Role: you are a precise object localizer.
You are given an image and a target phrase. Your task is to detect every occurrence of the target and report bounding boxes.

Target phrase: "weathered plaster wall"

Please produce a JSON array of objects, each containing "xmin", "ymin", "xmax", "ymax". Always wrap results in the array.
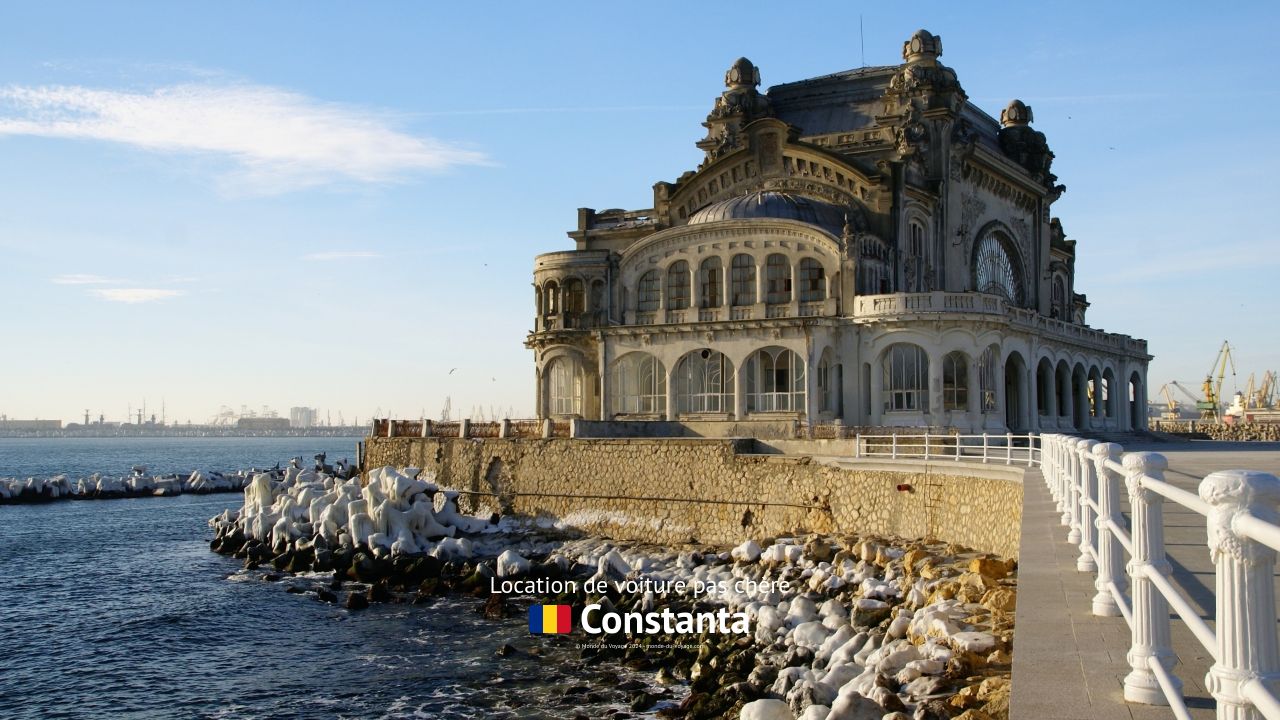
[{"xmin": 364, "ymin": 437, "xmax": 1024, "ymax": 559}]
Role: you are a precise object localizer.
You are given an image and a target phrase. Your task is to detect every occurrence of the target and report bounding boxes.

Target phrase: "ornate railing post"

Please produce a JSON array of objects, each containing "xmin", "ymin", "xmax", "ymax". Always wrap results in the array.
[
  {"xmin": 1067, "ymin": 437, "xmax": 1083, "ymax": 544},
  {"xmin": 1076, "ymin": 438, "xmax": 1099, "ymax": 572},
  {"xmin": 1200, "ymin": 470, "xmax": 1280, "ymax": 720},
  {"xmin": 1092, "ymin": 442, "xmax": 1126, "ymax": 616},
  {"xmin": 1122, "ymin": 451, "xmax": 1179, "ymax": 704}
]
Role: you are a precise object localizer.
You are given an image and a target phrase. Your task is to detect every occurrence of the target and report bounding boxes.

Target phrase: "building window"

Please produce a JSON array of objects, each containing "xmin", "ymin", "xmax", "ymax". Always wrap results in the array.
[
  {"xmin": 637, "ymin": 270, "xmax": 661, "ymax": 311},
  {"xmin": 978, "ymin": 346, "xmax": 999, "ymax": 413},
  {"xmin": 857, "ymin": 235, "xmax": 892, "ymax": 294},
  {"xmin": 765, "ymin": 254, "xmax": 791, "ymax": 304},
  {"xmin": 548, "ymin": 357, "xmax": 582, "ymax": 416},
  {"xmin": 882, "ymin": 344, "xmax": 928, "ymax": 412},
  {"xmin": 798, "ymin": 258, "xmax": 825, "ymax": 302},
  {"xmin": 699, "ymin": 257, "xmax": 723, "ymax": 308},
  {"xmin": 818, "ymin": 349, "xmax": 840, "ymax": 414},
  {"xmin": 905, "ymin": 220, "xmax": 926, "ymax": 292},
  {"xmin": 731, "ymin": 254, "xmax": 756, "ymax": 306},
  {"xmin": 745, "ymin": 347, "xmax": 805, "ymax": 412},
  {"xmin": 1051, "ymin": 276, "xmax": 1067, "ymax": 319},
  {"xmin": 666, "ymin": 261, "xmax": 690, "ymax": 310},
  {"xmin": 942, "ymin": 351, "xmax": 968, "ymax": 411},
  {"xmin": 973, "ymin": 230, "xmax": 1024, "ymax": 305},
  {"xmin": 564, "ymin": 278, "xmax": 585, "ymax": 317},
  {"xmin": 611, "ymin": 353, "xmax": 666, "ymax": 415},
  {"xmin": 675, "ymin": 349, "xmax": 733, "ymax": 414},
  {"xmin": 544, "ymin": 280, "xmax": 559, "ymax": 315}
]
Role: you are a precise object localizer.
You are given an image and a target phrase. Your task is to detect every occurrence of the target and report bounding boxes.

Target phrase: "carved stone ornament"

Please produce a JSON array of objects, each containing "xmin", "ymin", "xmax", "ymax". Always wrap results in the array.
[
  {"xmin": 1200, "ymin": 470, "xmax": 1280, "ymax": 565},
  {"xmin": 698, "ymin": 57, "xmax": 774, "ymax": 164},
  {"xmin": 1122, "ymin": 451, "xmax": 1166, "ymax": 506}
]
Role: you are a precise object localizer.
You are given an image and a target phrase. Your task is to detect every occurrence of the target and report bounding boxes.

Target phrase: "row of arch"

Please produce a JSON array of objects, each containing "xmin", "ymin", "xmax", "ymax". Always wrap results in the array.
[{"xmin": 630, "ymin": 253, "xmax": 831, "ymax": 313}]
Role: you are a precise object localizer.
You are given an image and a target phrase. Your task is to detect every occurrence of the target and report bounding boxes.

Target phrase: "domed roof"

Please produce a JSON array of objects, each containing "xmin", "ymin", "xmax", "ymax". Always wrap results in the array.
[{"xmin": 686, "ymin": 191, "xmax": 847, "ymax": 235}]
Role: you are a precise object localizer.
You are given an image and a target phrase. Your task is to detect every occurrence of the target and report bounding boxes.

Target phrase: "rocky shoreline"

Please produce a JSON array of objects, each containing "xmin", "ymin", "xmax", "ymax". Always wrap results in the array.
[{"xmin": 208, "ymin": 464, "xmax": 1015, "ymax": 720}]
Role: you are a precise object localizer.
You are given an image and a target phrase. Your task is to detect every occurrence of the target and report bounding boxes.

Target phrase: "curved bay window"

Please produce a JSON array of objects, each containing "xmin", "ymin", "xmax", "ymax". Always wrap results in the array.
[
  {"xmin": 637, "ymin": 270, "xmax": 661, "ymax": 312},
  {"xmin": 547, "ymin": 356, "xmax": 583, "ymax": 416},
  {"xmin": 973, "ymin": 230, "xmax": 1025, "ymax": 305},
  {"xmin": 798, "ymin": 258, "xmax": 825, "ymax": 303},
  {"xmin": 744, "ymin": 347, "xmax": 805, "ymax": 413},
  {"xmin": 666, "ymin": 261, "xmax": 690, "ymax": 310},
  {"xmin": 942, "ymin": 351, "xmax": 968, "ymax": 411},
  {"xmin": 674, "ymin": 349, "xmax": 734, "ymax": 414},
  {"xmin": 611, "ymin": 353, "xmax": 666, "ymax": 415},
  {"xmin": 882, "ymin": 344, "xmax": 928, "ymax": 412},
  {"xmin": 699, "ymin": 257, "xmax": 723, "ymax": 308},
  {"xmin": 765, "ymin": 254, "xmax": 791, "ymax": 304},
  {"xmin": 731, "ymin": 254, "xmax": 756, "ymax": 306},
  {"xmin": 978, "ymin": 345, "xmax": 999, "ymax": 413}
]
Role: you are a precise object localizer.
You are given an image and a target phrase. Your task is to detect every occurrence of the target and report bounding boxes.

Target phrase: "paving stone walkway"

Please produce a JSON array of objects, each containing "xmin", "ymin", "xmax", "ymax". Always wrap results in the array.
[{"xmin": 1011, "ymin": 440, "xmax": 1280, "ymax": 720}]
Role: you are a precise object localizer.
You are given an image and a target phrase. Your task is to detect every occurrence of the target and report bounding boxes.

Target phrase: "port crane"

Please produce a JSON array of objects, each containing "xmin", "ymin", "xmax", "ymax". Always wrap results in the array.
[
  {"xmin": 1244, "ymin": 371, "xmax": 1277, "ymax": 410},
  {"xmin": 1160, "ymin": 382, "xmax": 1203, "ymax": 420},
  {"xmin": 1197, "ymin": 341, "xmax": 1236, "ymax": 420}
]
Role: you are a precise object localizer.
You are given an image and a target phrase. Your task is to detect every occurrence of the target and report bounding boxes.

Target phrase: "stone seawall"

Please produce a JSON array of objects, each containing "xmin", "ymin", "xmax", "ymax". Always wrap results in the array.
[{"xmin": 363, "ymin": 437, "xmax": 1025, "ymax": 559}]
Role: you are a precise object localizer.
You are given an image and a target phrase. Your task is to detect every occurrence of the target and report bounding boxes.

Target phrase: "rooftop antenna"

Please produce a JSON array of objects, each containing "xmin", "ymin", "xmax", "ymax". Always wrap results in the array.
[{"xmin": 860, "ymin": 15, "xmax": 866, "ymax": 68}]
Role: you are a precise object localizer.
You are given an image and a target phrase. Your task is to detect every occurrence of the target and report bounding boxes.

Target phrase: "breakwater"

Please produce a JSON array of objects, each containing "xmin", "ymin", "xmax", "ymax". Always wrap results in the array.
[{"xmin": 363, "ymin": 437, "xmax": 1025, "ymax": 559}]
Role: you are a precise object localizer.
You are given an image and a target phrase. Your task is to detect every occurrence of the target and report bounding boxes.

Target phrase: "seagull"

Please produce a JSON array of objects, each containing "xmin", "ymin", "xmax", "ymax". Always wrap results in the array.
[{"xmin": 449, "ymin": 368, "xmax": 457, "ymax": 375}]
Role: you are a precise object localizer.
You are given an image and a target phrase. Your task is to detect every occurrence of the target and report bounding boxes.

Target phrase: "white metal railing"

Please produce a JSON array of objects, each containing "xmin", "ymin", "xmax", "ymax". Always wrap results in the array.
[
  {"xmin": 1041, "ymin": 433, "xmax": 1280, "ymax": 720},
  {"xmin": 851, "ymin": 431, "xmax": 1040, "ymax": 466}
]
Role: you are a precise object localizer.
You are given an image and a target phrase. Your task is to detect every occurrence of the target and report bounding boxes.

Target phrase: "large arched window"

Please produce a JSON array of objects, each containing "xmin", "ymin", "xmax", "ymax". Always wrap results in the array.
[
  {"xmin": 882, "ymin": 344, "xmax": 928, "ymax": 412},
  {"xmin": 564, "ymin": 278, "xmax": 585, "ymax": 316},
  {"xmin": 611, "ymin": 353, "xmax": 666, "ymax": 415},
  {"xmin": 973, "ymin": 230, "xmax": 1024, "ymax": 305},
  {"xmin": 905, "ymin": 220, "xmax": 926, "ymax": 292},
  {"xmin": 544, "ymin": 280, "xmax": 559, "ymax": 315},
  {"xmin": 675, "ymin": 349, "xmax": 734, "ymax": 414},
  {"xmin": 942, "ymin": 351, "xmax": 968, "ymax": 411},
  {"xmin": 978, "ymin": 345, "xmax": 999, "ymax": 413},
  {"xmin": 798, "ymin": 258, "xmax": 825, "ymax": 302},
  {"xmin": 699, "ymin": 257, "xmax": 723, "ymax": 308},
  {"xmin": 547, "ymin": 356, "xmax": 583, "ymax": 416},
  {"xmin": 765, "ymin": 254, "xmax": 791, "ymax": 304},
  {"xmin": 744, "ymin": 347, "xmax": 805, "ymax": 412},
  {"xmin": 731, "ymin": 254, "xmax": 756, "ymax": 306},
  {"xmin": 637, "ymin": 270, "xmax": 661, "ymax": 311},
  {"xmin": 666, "ymin": 261, "xmax": 690, "ymax": 310}
]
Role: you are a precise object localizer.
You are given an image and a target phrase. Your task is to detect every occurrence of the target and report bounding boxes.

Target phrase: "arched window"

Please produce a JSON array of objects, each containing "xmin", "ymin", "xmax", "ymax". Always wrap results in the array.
[
  {"xmin": 731, "ymin": 254, "xmax": 756, "ymax": 306},
  {"xmin": 798, "ymin": 258, "xmax": 825, "ymax": 302},
  {"xmin": 637, "ymin": 270, "xmax": 661, "ymax": 311},
  {"xmin": 544, "ymin": 280, "xmax": 559, "ymax": 315},
  {"xmin": 699, "ymin": 257, "xmax": 723, "ymax": 309},
  {"xmin": 1051, "ymin": 276, "xmax": 1067, "ymax": 319},
  {"xmin": 973, "ymin": 230, "xmax": 1024, "ymax": 305},
  {"xmin": 547, "ymin": 357, "xmax": 582, "ymax": 416},
  {"xmin": 882, "ymin": 344, "xmax": 928, "ymax": 412},
  {"xmin": 978, "ymin": 346, "xmax": 999, "ymax": 413},
  {"xmin": 666, "ymin": 261, "xmax": 690, "ymax": 310},
  {"xmin": 675, "ymin": 349, "xmax": 734, "ymax": 414},
  {"xmin": 905, "ymin": 220, "xmax": 926, "ymax": 292},
  {"xmin": 765, "ymin": 254, "xmax": 791, "ymax": 304},
  {"xmin": 535, "ymin": 286, "xmax": 543, "ymax": 316},
  {"xmin": 564, "ymin": 278, "xmax": 585, "ymax": 315},
  {"xmin": 744, "ymin": 347, "xmax": 805, "ymax": 412},
  {"xmin": 942, "ymin": 351, "xmax": 968, "ymax": 411},
  {"xmin": 610, "ymin": 353, "xmax": 666, "ymax": 415}
]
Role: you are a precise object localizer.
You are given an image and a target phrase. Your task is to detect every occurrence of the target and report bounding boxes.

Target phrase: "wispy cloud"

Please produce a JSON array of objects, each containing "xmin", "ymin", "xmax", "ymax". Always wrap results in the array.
[
  {"xmin": 0, "ymin": 82, "xmax": 489, "ymax": 194},
  {"xmin": 52, "ymin": 273, "xmax": 115, "ymax": 285},
  {"xmin": 303, "ymin": 250, "xmax": 382, "ymax": 261},
  {"xmin": 90, "ymin": 288, "xmax": 183, "ymax": 304}
]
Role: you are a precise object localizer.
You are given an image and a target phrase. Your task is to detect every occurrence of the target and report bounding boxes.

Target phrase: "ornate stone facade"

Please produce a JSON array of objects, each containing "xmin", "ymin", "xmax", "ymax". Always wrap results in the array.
[{"xmin": 527, "ymin": 29, "xmax": 1150, "ymax": 434}]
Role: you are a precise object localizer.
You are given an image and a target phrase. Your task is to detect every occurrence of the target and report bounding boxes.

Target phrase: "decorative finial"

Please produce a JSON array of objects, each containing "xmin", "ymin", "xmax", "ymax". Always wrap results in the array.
[
  {"xmin": 902, "ymin": 29, "xmax": 942, "ymax": 64},
  {"xmin": 1001, "ymin": 99, "xmax": 1033, "ymax": 127}
]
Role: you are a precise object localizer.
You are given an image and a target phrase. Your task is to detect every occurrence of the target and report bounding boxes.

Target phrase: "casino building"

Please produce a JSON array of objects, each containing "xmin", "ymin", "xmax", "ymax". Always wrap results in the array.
[{"xmin": 526, "ymin": 29, "xmax": 1149, "ymax": 434}]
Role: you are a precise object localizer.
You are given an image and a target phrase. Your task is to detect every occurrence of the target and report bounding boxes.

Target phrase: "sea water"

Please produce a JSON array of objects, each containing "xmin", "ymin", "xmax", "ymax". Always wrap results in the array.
[{"xmin": 0, "ymin": 438, "xmax": 647, "ymax": 719}]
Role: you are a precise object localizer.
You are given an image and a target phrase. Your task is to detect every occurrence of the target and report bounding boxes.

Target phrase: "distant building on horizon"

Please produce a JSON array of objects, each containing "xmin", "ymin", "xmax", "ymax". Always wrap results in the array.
[
  {"xmin": 289, "ymin": 406, "xmax": 317, "ymax": 428},
  {"xmin": 236, "ymin": 417, "xmax": 290, "ymax": 432},
  {"xmin": 0, "ymin": 419, "xmax": 62, "ymax": 431},
  {"xmin": 526, "ymin": 29, "xmax": 1150, "ymax": 433}
]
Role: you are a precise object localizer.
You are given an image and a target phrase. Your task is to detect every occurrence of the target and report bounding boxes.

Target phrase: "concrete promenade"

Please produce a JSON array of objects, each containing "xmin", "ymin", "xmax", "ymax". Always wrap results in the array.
[{"xmin": 1012, "ymin": 441, "xmax": 1280, "ymax": 719}]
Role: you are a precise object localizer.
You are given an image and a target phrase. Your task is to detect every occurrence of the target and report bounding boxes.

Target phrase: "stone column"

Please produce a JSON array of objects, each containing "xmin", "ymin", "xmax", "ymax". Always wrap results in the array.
[
  {"xmin": 967, "ymin": 356, "xmax": 981, "ymax": 432},
  {"xmin": 598, "ymin": 340, "xmax": 610, "ymax": 420},
  {"xmin": 1025, "ymin": 365, "xmax": 1037, "ymax": 431},
  {"xmin": 1045, "ymin": 365, "xmax": 1058, "ymax": 428},
  {"xmin": 1200, "ymin": 470, "xmax": 1280, "ymax": 720},
  {"xmin": 665, "ymin": 361, "xmax": 677, "ymax": 421},
  {"xmin": 1121, "ymin": 452, "xmax": 1180, "ymax": 704},
  {"xmin": 734, "ymin": 354, "xmax": 748, "ymax": 420},
  {"xmin": 995, "ymin": 357, "xmax": 1007, "ymax": 431},
  {"xmin": 870, "ymin": 357, "xmax": 884, "ymax": 426},
  {"xmin": 927, "ymin": 350, "xmax": 943, "ymax": 424}
]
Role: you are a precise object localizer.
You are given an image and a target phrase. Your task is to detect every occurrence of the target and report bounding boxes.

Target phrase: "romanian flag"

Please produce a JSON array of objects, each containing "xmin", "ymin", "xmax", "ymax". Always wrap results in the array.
[{"xmin": 528, "ymin": 604, "xmax": 572, "ymax": 634}]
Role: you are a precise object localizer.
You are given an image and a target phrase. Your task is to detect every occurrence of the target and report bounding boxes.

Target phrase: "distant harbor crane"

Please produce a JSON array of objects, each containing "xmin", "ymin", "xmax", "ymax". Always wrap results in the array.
[{"xmin": 1198, "ymin": 340, "xmax": 1236, "ymax": 420}]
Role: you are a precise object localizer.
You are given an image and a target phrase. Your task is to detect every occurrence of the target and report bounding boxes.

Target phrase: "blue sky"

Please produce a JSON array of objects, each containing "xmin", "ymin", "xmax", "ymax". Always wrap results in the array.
[{"xmin": 1, "ymin": 1, "xmax": 1277, "ymax": 424}]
